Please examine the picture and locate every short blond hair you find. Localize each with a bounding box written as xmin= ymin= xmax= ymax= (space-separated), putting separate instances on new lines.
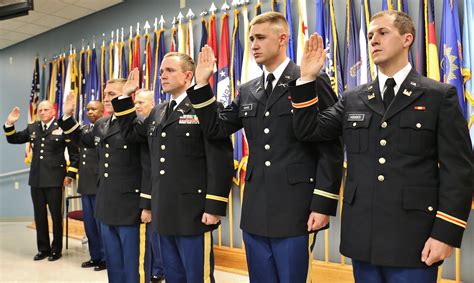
xmin=163 ymin=52 xmax=195 ymax=73
xmin=250 ymin=11 xmax=289 ymax=34
xmin=106 ymin=78 xmax=127 ymax=86
xmin=371 ymin=10 xmax=415 ymax=47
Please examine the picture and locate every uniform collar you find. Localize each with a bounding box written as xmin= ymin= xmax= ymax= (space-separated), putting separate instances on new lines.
xmin=378 ymin=62 xmax=412 ymax=97
xmin=41 ymin=118 xmax=54 ymax=130
xmin=170 ymin=92 xmax=187 ymax=110
xmin=263 ymin=57 xmax=291 ymax=88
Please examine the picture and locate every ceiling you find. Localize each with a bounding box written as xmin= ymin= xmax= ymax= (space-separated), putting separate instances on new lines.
xmin=0 ymin=0 xmax=123 ymax=50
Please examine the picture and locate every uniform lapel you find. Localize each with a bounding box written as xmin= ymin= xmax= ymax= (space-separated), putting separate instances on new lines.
xmin=158 ymin=103 xmax=168 ymax=127
xmin=358 ymin=79 xmax=385 ymax=117
xmin=250 ymin=77 xmax=267 ymax=105
xmin=383 ymin=70 xmax=423 ymax=121
xmin=266 ymin=62 xmax=298 ymax=110
xmin=103 ymin=116 xmax=120 ymax=139
xmin=163 ymin=97 xmax=193 ymax=128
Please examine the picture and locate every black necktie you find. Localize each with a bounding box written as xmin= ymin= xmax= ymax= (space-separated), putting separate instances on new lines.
xmin=383 ymin=78 xmax=396 ymax=109
xmin=43 ymin=124 xmax=47 ymax=132
xmin=166 ymin=100 xmax=177 ymax=120
xmin=265 ymin=73 xmax=275 ymax=97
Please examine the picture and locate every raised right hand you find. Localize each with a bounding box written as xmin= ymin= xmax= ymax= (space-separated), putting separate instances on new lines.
xmin=195 ymin=45 xmax=216 ymax=86
xmin=6 ymin=107 xmax=20 ymax=125
xmin=300 ymin=33 xmax=326 ymax=82
xmin=123 ymin=68 xmax=140 ymax=96
xmin=63 ymin=91 xmax=75 ymax=117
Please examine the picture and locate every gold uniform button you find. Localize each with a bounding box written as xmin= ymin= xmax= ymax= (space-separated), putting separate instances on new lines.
xmin=381 ymin=122 xmax=388 ymax=128
xmin=265 ymin=111 xmax=270 ymax=117
xmin=105 ymin=163 xmax=109 ymax=168
xmin=428 ymin=206 xmax=434 ymax=212
xmin=150 ymin=133 xmax=153 ymax=136
xmin=265 ymin=161 xmax=271 ymax=167
xmin=152 ymin=121 xmax=156 ymax=125
xmin=55 ymin=138 xmax=59 ymax=141
xmin=379 ymin=158 xmax=386 ymax=164
xmin=41 ymin=138 xmax=45 ymax=141
xmin=186 ymin=132 xmax=190 ymax=137
xmin=135 ymin=189 xmax=139 ymax=193
xmin=352 ymin=122 xmax=357 ymax=127
xmin=291 ymin=109 xmax=294 ymax=114
xmin=82 ymin=161 xmax=86 ymax=165
xmin=161 ymin=132 xmax=166 ymax=137
xmin=104 ymin=173 xmax=109 ymax=178
xmin=161 ymin=145 xmax=166 ymax=150
xmin=380 ymin=139 xmax=387 ymax=146
xmin=105 ymin=153 xmax=109 ymax=158
xmin=264 ymin=144 xmax=270 ymax=150
xmin=40 ymin=156 xmax=43 ymax=159
xmin=377 ymin=175 xmax=385 ymax=182
xmin=160 ymin=158 xmax=165 ymax=163
xmin=83 ymin=148 xmax=87 ymax=151
xmin=83 ymin=154 xmax=86 ymax=158
xmin=41 ymin=143 xmax=44 ymax=147
xmin=416 ymin=123 xmax=422 ymax=128
xmin=123 ymin=145 xmax=127 ymax=149
xmin=264 ymin=128 xmax=270 ymax=134
xmin=106 ymin=144 xmax=109 ymax=148
xmin=160 ymin=170 xmax=165 ymax=175
xmin=244 ymin=112 xmax=248 ymax=116
xmin=40 ymin=150 xmax=44 ymax=153
xmin=309 ymin=178 xmax=314 ymax=182
xmin=198 ymin=189 xmax=202 ymax=193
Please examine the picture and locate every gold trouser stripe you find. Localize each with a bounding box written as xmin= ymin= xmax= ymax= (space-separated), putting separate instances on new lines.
xmin=192 ymin=96 xmax=216 ymax=109
xmin=292 ymin=97 xmax=319 ymax=109
xmin=204 ymin=231 xmax=212 ymax=283
xmin=206 ymin=194 xmax=229 ymax=203
xmin=139 ymin=223 xmax=146 ymax=283
xmin=5 ymin=129 xmax=16 ymax=136
xmin=313 ymin=189 xmax=339 ymax=200
xmin=306 ymin=232 xmax=316 ymax=283
xmin=67 ymin=167 xmax=78 ymax=173
xmin=63 ymin=123 xmax=79 ymax=134
xmin=140 ymin=193 xmax=151 ymax=199
xmin=115 ymin=107 xmax=136 ymax=117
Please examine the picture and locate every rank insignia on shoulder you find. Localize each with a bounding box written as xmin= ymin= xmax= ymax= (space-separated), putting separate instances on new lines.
xmin=179 ymin=115 xmax=200 ymax=124
xmin=52 ymin=129 xmax=63 ymax=135
xmin=347 ymin=113 xmax=365 ymax=121
xmin=414 ymin=106 xmax=426 ymax=110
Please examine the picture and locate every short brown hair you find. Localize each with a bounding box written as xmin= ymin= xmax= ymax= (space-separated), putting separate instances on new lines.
xmin=163 ymin=52 xmax=195 ymax=73
xmin=371 ymin=10 xmax=416 ymax=46
xmin=250 ymin=11 xmax=289 ymax=34
xmin=106 ymin=78 xmax=127 ymax=86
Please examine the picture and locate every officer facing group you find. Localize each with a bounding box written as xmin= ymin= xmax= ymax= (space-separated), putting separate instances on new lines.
xmin=4 ymin=100 xmax=79 ymax=262
xmin=289 ymin=10 xmax=472 ymax=283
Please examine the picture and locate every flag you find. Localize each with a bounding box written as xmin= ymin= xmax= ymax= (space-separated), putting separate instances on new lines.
xmin=272 ymin=0 xmax=279 ymax=12
xmin=415 ymin=0 xmax=427 ymax=76
xmin=132 ymin=34 xmax=141 ymax=88
xmin=254 ymin=1 xmax=262 ymax=15
xmin=284 ymin=0 xmax=295 ymax=62
xmin=128 ymin=36 xmax=133 ymax=73
xmin=113 ymin=40 xmax=120 ymax=79
xmin=29 ymin=57 xmax=40 ymax=123
xmin=178 ymin=17 xmax=186 ymax=54
xmin=187 ymin=17 xmax=194 ymax=59
xmin=440 ymin=0 xmax=465 ymax=116
xmin=208 ymin=13 xmax=218 ymax=92
xmin=170 ymin=24 xmax=177 ymax=52
xmin=88 ymin=48 xmax=100 ymax=102
xmin=296 ymin=0 xmax=309 ymax=64
xmin=315 ymin=0 xmax=326 ymax=43
xmin=54 ymin=56 xmax=65 ymax=117
xmin=100 ymin=43 xmax=106 ymax=101
xmin=109 ymin=39 xmax=114 ymax=80
xmin=143 ymin=33 xmax=153 ymax=89
xmin=241 ymin=5 xmax=262 ymax=83
xmin=200 ymin=17 xmax=208 ymax=50
xmin=324 ymin=0 xmax=343 ymax=96
xmin=121 ymin=40 xmax=128 ymax=78
xmin=359 ymin=0 xmax=375 ymax=83
xmin=62 ymin=53 xmax=78 ymax=119
xmin=48 ymin=60 xmax=57 ymax=103
xmin=394 ymin=0 xmax=409 ymax=12
xmin=78 ymin=50 xmax=86 ymax=123
xmin=39 ymin=59 xmax=47 ymax=102
xmin=231 ymin=8 xmax=247 ymax=185
xmin=344 ymin=0 xmax=360 ymax=90
xmin=462 ymin=0 xmax=474 ymax=147
xmin=381 ymin=0 xmax=393 ymax=10
xmin=217 ymin=12 xmax=231 ymax=107
xmin=153 ymin=28 xmax=167 ymax=102
xmin=426 ymin=0 xmax=440 ymax=80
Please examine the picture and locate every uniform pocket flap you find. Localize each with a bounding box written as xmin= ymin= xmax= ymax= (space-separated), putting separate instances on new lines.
xmin=402 ymin=186 xmax=438 ymax=212
xmin=400 ymin=111 xmax=436 ymax=130
xmin=344 ymin=112 xmax=372 ymax=129
xmin=287 ymin=163 xmax=316 ymax=185
xmin=277 ymin=103 xmax=293 ymax=116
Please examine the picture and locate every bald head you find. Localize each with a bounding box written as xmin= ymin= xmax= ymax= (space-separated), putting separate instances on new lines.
xmin=86 ymin=100 xmax=104 ymax=124
xmin=135 ymin=90 xmax=155 ymax=117
xmin=37 ymin=100 xmax=55 ymax=123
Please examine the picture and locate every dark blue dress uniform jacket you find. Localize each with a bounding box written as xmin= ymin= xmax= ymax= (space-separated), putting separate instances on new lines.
xmin=59 ymin=116 xmax=144 ymax=226
xmin=75 ymin=124 xmax=99 ymax=195
xmin=186 ymin=61 xmax=344 ymax=238
xmin=290 ymin=69 xmax=473 ymax=267
xmin=112 ymin=96 xmax=234 ymax=236
xmin=4 ymin=120 xmax=79 ymax=187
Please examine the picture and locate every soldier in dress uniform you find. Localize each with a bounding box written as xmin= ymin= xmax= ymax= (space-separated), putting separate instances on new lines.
xmin=290 ymin=11 xmax=472 ymax=283
xmin=133 ymin=90 xmax=164 ymax=283
xmin=3 ymin=100 xmax=79 ymax=261
xmin=75 ymin=100 xmax=106 ymax=271
xmin=59 ymin=80 xmax=147 ymax=283
xmin=187 ymin=12 xmax=343 ymax=282
xmin=112 ymin=53 xmax=233 ymax=283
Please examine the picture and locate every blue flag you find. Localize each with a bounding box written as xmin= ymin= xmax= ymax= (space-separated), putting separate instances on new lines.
xmin=324 ymin=0 xmax=343 ymax=97
xmin=200 ymin=17 xmax=208 ymax=50
xmin=440 ymin=0 xmax=465 ymax=116
xmin=285 ymin=0 xmax=295 ymax=62
xmin=462 ymin=0 xmax=474 ymax=147
xmin=344 ymin=0 xmax=360 ymax=90
xmin=315 ymin=0 xmax=326 ymax=44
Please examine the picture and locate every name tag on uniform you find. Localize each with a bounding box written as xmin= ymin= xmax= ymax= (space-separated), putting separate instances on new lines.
xmin=179 ymin=115 xmax=200 ymax=124
xmin=347 ymin=113 xmax=365 ymax=122
xmin=52 ymin=128 xmax=63 ymax=135
xmin=241 ymin=104 xmax=253 ymax=111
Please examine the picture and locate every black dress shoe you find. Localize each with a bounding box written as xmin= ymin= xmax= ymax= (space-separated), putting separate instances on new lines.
xmin=93 ymin=261 xmax=106 ymax=271
xmin=150 ymin=275 xmax=165 ymax=282
xmin=81 ymin=259 xmax=100 ymax=268
xmin=33 ymin=252 xmax=50 ymax=261
xmin=48 ymin=252 xmax=62 ymax=261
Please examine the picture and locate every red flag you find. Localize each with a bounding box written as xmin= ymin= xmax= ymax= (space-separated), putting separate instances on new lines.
xmin=170 ymin=25 xmax=177 ymax=52
xmin=217 ymin=13 xmax=231 ymax=107
xmin=208 ymin=13 xmax=218 ymax=92
xmin=132 ymin=35 xmax=141 ymax=87
xmin=143 ymin=33 xmax=153 ymax=89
